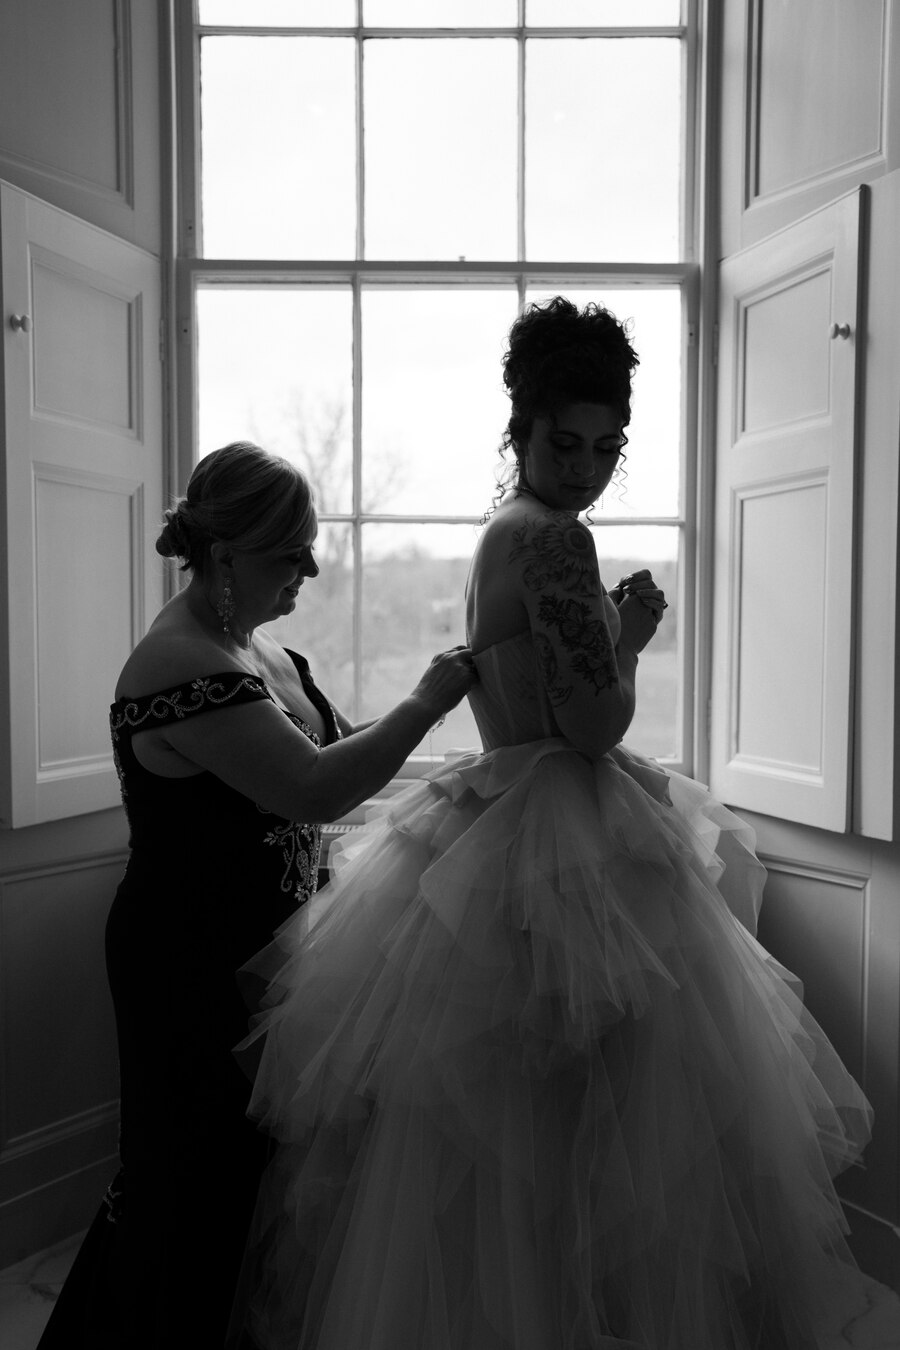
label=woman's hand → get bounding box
[609,569,668,622]
[412,645,477,720]
[610,569,667,652]
[616,592,663,655]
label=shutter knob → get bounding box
[829,322,851,340]
[9,313,32,332]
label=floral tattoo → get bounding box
[538,595,617,695]
[508,513,618,700]
[534,632,572,707]
[509,513,599,597]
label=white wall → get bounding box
[716,0,900,1289]
[0,0,163,1266]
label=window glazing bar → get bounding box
[184,260,697,284]
[195,28,687,39]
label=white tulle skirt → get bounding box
[236,740,878,1350]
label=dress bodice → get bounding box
[470,632,556,750]
[470,595,621,752]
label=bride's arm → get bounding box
[511,510,657,759]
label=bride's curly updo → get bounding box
[156,440,316,575]
[500,295,639,482]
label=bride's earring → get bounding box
[217,577,236,639]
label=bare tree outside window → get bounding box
[185,3,696,765]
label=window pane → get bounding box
[526,287,681,518]
[196,286,354,512]
[200,37,356,258]
[360,521,680,760]
[267,522,356,712]
[525,39,680,261]
[362,288,516,515]
[365,40,517,259]
[361,523,480,753]
[200,0,356,25]
[591,523,681,760]
[526,0,681,23]
[364,0,516,22]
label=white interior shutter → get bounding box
[0,183,163,826]
[710,190,863,831]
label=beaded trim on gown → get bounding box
[236,618,893,1350]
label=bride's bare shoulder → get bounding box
[476,495,556,550]
[478,498,590,559]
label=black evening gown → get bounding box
[37,651,338,1350]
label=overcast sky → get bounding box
[196,21,683,561]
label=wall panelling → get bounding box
[0,0,161,254]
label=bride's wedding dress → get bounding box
[236,619,900,1350]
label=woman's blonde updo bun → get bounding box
[155,440,317,575]
[155,503,195,564]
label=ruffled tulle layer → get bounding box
[237,741,876,1350]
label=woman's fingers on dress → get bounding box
[432,645,473,664]
[421,649,477,713]
[445,646,479,683]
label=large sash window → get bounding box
[178,0,701,768]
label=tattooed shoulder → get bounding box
[508,512,600,597]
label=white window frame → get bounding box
[171,0,714,781]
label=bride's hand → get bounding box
[610,569,668,622]
[617,593,661,654]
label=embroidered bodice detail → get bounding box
[109,652,339,907]
[111,673,270,739]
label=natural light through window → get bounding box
[185,2,694,765]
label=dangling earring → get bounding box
[217,577,236,640]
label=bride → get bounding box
[231,296,898,1350]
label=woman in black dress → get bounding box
[38,441,475,1349]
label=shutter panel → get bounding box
[710,190,863,830]
[0,183,163,826]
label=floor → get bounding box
[2,1232,900,1349]
[0,1233,83,1349]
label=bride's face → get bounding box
[519,403,625,514]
